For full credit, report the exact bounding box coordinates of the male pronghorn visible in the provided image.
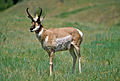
[26,8,83,76]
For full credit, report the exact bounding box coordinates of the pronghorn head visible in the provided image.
[26,8,45,32]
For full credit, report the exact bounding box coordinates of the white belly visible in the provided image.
[55,35,72,52]
[41,35,72,52]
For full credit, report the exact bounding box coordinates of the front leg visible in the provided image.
[49,51,54,76]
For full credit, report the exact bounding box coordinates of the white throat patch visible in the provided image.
[37,28,44,37]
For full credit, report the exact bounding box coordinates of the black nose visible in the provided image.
[30,28,33,32]
[30,27,33,30]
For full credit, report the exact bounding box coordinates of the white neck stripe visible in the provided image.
[45,36,48,43]
[38,28,44,36]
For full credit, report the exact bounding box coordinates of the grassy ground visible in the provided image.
[0,0,120,81]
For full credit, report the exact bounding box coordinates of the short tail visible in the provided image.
[76,28,83,44]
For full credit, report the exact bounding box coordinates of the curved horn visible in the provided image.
[37,7,42,21]
[26,8,34,21]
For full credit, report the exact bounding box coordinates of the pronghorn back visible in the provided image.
[39,27,83,52]
[48,27,83,46]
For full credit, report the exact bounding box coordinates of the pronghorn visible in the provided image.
[26,8,83,76]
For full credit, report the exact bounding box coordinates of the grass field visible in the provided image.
[0,0,120,81]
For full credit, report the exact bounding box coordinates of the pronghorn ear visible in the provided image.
[40,15,45,24]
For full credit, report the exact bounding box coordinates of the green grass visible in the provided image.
[56,1,118,18]
[0,0,120,81]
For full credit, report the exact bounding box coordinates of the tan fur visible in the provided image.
[35,27,83,75]
[27,9,83,75]
[42,27,82,46]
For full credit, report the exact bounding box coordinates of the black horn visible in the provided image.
[37,7,42,21]
[26,8,34,22]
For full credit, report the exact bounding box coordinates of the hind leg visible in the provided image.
[69,46,77,73]
[74,45,81,73]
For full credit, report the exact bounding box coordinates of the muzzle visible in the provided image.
[30,26,40,32]
[30,27,34,32]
